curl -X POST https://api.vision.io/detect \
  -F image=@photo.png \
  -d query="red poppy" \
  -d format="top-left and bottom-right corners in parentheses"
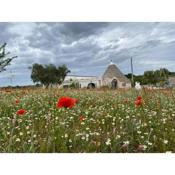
top-left (80, 115), bottom-right (85, 122)
top-left (135, 99), bottom-right (142, 106)
top-left (137, 96), bottom-right (142, 101)
top-left (57, 96), bottom-right (77, 108)
top-left (135, 96), bottom-right (143, 107)
top-left (16, 109), bottom-right (26, 115)
top-left (15, 100), bottom-right (20, 104)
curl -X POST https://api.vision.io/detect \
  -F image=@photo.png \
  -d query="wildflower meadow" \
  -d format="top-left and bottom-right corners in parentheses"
top-left (0, 88), bottom-right (175, 153)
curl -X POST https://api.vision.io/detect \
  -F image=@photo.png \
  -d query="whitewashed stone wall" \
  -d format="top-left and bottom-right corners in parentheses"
top-left (62, 75), bottom-right (131, 89)
top-left (62, 75), bottom-right (101, 88)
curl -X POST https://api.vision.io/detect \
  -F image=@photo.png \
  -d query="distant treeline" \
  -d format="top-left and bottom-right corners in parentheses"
top-left (125, 68), bottom-right (175, 85)
top-left (0, 85), bottom-right (37, 90)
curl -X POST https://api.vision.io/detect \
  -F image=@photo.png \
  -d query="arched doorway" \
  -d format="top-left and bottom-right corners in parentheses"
top-left (87, 83), bottom-right (96, 89)
top-left (111, 79), bottom-right (118, 89)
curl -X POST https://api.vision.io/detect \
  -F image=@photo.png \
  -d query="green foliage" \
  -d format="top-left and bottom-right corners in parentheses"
top-left (0, 43), bottom-right (17, 72)
top-left (69, 80), bottom-right (80, 89)
top-left (31, 63), bottom-right (70, 87)
top-left (126, 68), bottom-right (171, 86)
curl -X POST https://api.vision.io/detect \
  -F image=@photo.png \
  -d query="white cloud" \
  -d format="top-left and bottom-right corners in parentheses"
top-left (7, 23), bottom-right (37, 37)
top-left (1, 22), bottom-right (175, 86)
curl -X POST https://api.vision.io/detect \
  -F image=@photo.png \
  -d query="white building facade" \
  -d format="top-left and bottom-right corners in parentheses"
top-left (62, 75), bottom-right (101, 88)
top-left (61, 62), bottom-right (131, 89)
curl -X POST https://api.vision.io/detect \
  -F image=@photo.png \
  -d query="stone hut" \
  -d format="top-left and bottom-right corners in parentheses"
top-left (102, 61), bottom-right (131, 88)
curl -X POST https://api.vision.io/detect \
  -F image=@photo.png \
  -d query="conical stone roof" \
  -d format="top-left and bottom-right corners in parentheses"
top-left (102, 63), bottom-right (130, 83)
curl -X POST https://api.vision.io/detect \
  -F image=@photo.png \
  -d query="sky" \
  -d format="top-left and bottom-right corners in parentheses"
top-left (0, 22), bottom-right (175, 87)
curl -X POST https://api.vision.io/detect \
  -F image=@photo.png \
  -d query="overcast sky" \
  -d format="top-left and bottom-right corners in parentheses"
top-left (0, 22), bottom-right (175, 87)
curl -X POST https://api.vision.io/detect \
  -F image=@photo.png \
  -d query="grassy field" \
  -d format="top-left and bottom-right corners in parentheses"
top-left (0, 88), bottom-right (175, 153)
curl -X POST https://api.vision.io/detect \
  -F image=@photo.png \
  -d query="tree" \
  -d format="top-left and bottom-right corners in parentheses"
top-left (126, 67), bottom-right (170, 86)
top-left (0, 43), bottom-right (17, 72)
top-left (144, 70), bottom-right (156, 84)
top-left (31, 63), bottom-right (70, 88)
top-left (69, 79), bottom-right (80, 89)
top-left (143, 68), bottom-right (169, 86)
top-left (57, 64), bottom-right (71, 84)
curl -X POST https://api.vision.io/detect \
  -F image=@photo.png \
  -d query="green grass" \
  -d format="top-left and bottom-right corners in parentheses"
top-left (0, 88), bottom-right (175, 153)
